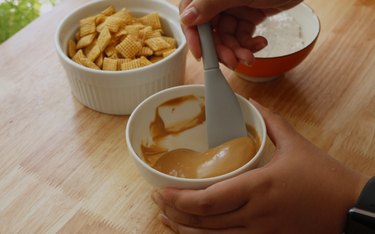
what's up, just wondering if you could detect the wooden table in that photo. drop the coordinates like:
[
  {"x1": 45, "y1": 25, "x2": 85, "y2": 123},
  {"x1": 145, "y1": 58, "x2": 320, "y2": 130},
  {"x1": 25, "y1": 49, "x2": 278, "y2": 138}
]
[{"x1": 0, "y1": 0, "x2": 374, "y2": 232}]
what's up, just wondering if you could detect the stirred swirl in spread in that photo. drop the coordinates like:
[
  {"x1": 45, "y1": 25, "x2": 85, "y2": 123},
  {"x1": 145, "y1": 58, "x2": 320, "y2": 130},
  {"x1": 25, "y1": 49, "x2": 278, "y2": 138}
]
[{"x1": 140, "y1": 95, "x2": 260, "y2": 179}]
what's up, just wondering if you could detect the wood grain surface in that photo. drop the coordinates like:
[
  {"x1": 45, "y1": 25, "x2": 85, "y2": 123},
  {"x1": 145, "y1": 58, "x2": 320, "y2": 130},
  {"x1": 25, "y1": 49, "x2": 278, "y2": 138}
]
[{"x1": 0, "y1": 0, "x2": 374, "y2": 233}]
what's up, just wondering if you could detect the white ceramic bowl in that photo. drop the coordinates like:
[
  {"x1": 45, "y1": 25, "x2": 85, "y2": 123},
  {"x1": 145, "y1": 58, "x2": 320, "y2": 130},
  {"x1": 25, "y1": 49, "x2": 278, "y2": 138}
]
[
  {"x1": 55, "y1": 0, "x2": 187, "y2": 115},
  {"x1": 125, "y1": 85, "x2": 267, "y2": 189}
]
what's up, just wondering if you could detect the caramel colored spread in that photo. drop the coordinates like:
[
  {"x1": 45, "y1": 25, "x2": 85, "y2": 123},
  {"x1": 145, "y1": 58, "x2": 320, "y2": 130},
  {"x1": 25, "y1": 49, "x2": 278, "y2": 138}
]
[
  {"x1": 140, "y1": 95, "x2": 260, "y2": 179},
  {"x1": 154, "y1": 136, "x2": 257, "y2": 178}
]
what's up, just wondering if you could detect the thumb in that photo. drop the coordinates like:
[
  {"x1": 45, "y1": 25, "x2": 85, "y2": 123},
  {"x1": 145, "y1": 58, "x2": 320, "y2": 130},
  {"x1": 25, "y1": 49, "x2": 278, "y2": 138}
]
[
  {"x1": 180, "y1": 0, "x2": 249, "y2": 26},
  {"x1": 251, "y1": 100, "x2": 300, "y2": 149},
  {"x1": 180, "y1": 0, "x2": 303, "y2": 26}
]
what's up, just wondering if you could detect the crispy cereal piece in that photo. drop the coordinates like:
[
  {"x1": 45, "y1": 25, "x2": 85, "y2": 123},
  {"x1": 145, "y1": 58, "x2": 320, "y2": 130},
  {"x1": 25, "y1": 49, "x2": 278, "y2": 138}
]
[
  {"x1": 95, "y1": 14, "x2": 107, "y2": 25},
  {"x1": 103, "y1": 57, "x2": 118, "y2": 71},
  {"x1": 162, "y1": 48, "x2": 176, "y2": 57},
  {"x1": 137, "y1": 46, "x2": 154, "y2": 57},
  {"x1": 109, "y1": 36, "x2": 123, "y2": 47},
  {"x1": 68, "y1": 39, "x2": 77, "y2": 58},
  {"x1": 139, "y1": 12, "x2": 162, "y2": 29},
  {"x1": 101, "y1": 5, "x2": 116, "y2": 16},
  {"x1": 95, "y1": 5, "x2": 116, "y2": 25},
  {"x1": 112, "y1": 8, "x2": 133, "y2": 23},
  {"x1": 149, "y1": 56, "x2": 164, "y2": 63},
  {"x1": 98, "y1": 16, "x2": 127, "y2": 33},
  {"x1": 144, "y1": 30, "x2": 162, "y2": 39},
  {"x1": 125, "y1": 24, "x2": 145, "y2": 38},
  {"x1": 83, "y1": 38, "x2": 96, "y2": 55},
  {"x1": 120, "y1": 58, "x2": 143, "y2": 70},
  {"x1": 104, "y1": 44, "x2": 116, "y2": 57},
  {"x1": 73, "y1": 50, "x2": 100, "y2": 70},
  {"x1": 138, "y1": 26, "x2": 152, "y2": 40},
  {"x1": 109, "y1": 53, "x2": 120, "y2": 59},
  {"x1": 115, "y1": 28, "x2": 128, "y2": 38},
  {"x1": 145, "y1": 37, "x2": 170, "y2": 51},
  {"x1": 117, "y1": 58, "x2": 132, "y2": 63},
  {"x1": 83, "y1": 59, "x2": 100, "y2": 69},
  {"x1": 76, "y1": 33, "x2": 96, "y2": 49},
  {"x1": 95, "y1": 53, "x2": 104, "y2": 68},
  {"x1": 163, "y1": 36, "x2": 177, "y2": 48},
  {"x1": 97, "y1": 27, "x2": 112, "y2": 51},
  {"x1": 75, "y1": 30, "x2": 81, "y2": 41},
  {"x1": 154, "y1": 29, "x2": 164, "y2": 34},
  {"x1": 87, "y1": 44, "x2": 101, "y2": 61},
  {"x1": 116, "y1": 36, "x2": 142, "y2": 59},
  {"x1": 72, "y1": 49, "x2": 85, "y2": 65},
  {"x1": 154, "y1": 47, "x2": 171, "y2": 56},
  {"x1": 80, "y1": 16, "x2": 96, "y2": 37},
  {"x1": 139, "y1": 56, "x2": 152, "y2": 66},
  {"x1": 117, "y1": 58, "x2": 132, "y2": 69}
]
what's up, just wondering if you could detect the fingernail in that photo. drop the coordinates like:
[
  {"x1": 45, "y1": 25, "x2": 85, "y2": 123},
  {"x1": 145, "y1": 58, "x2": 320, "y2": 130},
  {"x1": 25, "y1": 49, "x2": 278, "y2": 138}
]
[
  {"x1": 180, "y1": 6, "x2": 198, "y2": 25},
  {"x1": 240, "y1": 59, "x2": 250, "y2": 66},
  {"x1": 242, "y1": 58, "x2": 255, "y2": 67},
  {"x1": 255, "y1": 40, "x2": 268, "y2": 51},
  {"x1": 159, "y1": 213, "x2": 170, "y2": 226},
  {"x1": 152, "y1": 190, "x2": 162, "y2": 205}
]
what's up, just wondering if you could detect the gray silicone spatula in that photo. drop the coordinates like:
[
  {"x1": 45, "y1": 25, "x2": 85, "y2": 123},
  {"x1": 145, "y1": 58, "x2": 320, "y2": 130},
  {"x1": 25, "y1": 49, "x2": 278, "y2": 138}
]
[{"x1": 197, "y1": 23, "x2": 247, "y2": 148}]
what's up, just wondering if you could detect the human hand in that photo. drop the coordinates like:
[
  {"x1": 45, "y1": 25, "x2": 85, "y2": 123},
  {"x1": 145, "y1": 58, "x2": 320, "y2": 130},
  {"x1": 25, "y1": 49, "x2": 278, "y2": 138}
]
[
  {"x1": 152, "y1": 101, "x2": 370, "y2": 234},
  {"x1": 179, "y1": 0, "x2": 303, "y2": 69}
]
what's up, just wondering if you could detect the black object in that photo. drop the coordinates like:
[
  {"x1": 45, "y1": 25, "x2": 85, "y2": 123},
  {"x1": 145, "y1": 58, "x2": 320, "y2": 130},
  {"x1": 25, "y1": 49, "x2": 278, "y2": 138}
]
[{"x1": 345, "y1": 177, "x2": 375, "y2": 234}]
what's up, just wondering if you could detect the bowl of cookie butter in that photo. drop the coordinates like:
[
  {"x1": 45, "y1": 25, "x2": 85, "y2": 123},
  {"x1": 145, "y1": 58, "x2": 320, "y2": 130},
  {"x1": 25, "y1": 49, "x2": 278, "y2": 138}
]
[{"x1": 125, "y1": 85, "x2": 266, "y2": 189}]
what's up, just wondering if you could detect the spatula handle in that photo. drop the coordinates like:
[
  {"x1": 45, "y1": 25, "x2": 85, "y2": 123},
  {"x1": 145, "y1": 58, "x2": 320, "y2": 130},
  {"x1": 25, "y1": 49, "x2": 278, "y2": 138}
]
[{"x1": 197, "y1": 23, "x2": 219, "y2": 70}]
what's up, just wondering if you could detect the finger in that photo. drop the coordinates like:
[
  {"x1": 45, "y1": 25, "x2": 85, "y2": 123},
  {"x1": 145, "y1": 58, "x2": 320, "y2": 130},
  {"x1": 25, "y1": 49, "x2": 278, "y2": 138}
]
[
  {"x1": 220, "y1": 33, "x2": 253, "y2": 65},
  {"x1": 159, "y1": 213, "x2": 248, "y2": 234},
  {"x1": 250, "y1": 0, "x2": 301, "y2": 9},
  {"x1": 235, "y1": 20, "x2": 267, "y2": 52},
  {"x1": 262, "y1": 0, "x2": 304, "y2": 17},
  {"x1": 213, "y1": 35, "x2": 238, "y2": 69},
  {"x1": 153, "y1": 169, "x2": 266, "y2": 216},
  {"x1": 180, "y1": 0, "x2": 253, "y2": 26},
  {"x1": 216, "y1": 13, "x2": 237, "y2": 35},
  {"x1": 250, "y1": 100, "x2": 300, "y2": 148},
  {"x1": 216, "y1": 44, "x2": 238, "y2": 69},
  {"x1": 260, "y1": 0, "x2": 304, "y2": 18},
  {"x1": 153, "y1": 185, "x2": 246, "y2": 216},
  {"x1": 183, "y1": 25, "x2": 202, "y2": 60},
  {"x1": 216, "y1": 17, "x2": 250, "y2": 65},
  {"x1": 239, "y1": 35, "x2": 268, "y2": 53},
  {"x1": 162, "y1": 204, "x2": 246, "y2": 229},
  {"x1": 215, "y1": 15, "x2": 255, "y2": 65},
  {"x1": 179, "y1": 0, "x2": 193, "y2": 12},
  {"x1": 216, "y1": 13, "x2": 267, "y2": 53},
  {"x1": 226, "y1": 7, "x2": 267, "y2": 25},
  {"x1": 180, "y1": 0, "x2": 303, "y2": 26},
  {"x1": 276, "y1": 0, "x2": 304, "y2": 11},
  {"x1": 179, "y1": 0, "x2": 202, "y2": 60}
]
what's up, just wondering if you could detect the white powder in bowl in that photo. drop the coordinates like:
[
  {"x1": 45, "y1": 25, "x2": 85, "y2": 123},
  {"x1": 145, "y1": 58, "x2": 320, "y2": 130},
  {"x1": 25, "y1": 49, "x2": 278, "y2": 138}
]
[{"x1": 254, "y1": 12, "x2": 305, "y2": 57}]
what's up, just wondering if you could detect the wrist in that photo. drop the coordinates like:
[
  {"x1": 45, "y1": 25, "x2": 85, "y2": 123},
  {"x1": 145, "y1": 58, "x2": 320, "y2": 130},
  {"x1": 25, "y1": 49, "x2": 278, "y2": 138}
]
[
  {"x1": 344, "y1": 176, "x2": 375, "y2": 234},
  {"x1": 330, "y1": 169, "x2": 370, "y2": 233},
  {"x1": 351, "y1": 174, "x2": 371, "y2": 208}
]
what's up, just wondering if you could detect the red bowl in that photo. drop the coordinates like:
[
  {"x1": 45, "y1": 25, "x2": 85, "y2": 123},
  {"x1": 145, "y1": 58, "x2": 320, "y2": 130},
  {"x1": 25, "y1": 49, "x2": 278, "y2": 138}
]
[{"x1": 235, "y1": 3, "x2": 320, "y2": 82}]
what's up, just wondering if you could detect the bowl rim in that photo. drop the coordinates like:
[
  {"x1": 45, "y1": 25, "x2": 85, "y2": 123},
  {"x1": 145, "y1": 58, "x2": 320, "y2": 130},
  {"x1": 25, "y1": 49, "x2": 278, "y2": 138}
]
[
  {"x1": 54, "y1": 0, "x2": 187, "y2": 77},
  {"x1": 253, "y1": 2, "x2": 321, "y2": 59},
  {"x1": 125, "y1": 84, "x2": 267, "y2": 183}
]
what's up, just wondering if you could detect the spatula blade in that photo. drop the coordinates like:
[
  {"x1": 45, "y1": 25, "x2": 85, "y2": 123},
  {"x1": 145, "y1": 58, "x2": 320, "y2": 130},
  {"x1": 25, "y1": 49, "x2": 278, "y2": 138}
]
[{"x1": 198, "y1": 23, "x2": 247, "y2": 148}]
